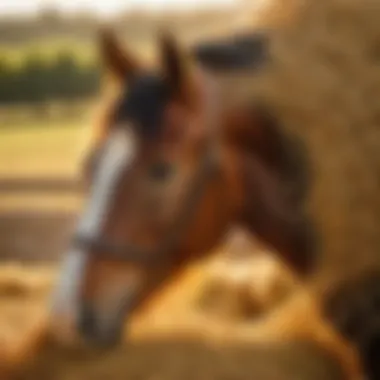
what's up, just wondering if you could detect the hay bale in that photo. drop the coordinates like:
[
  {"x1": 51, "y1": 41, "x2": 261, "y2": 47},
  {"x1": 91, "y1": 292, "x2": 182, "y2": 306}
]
[
  {"x1": 196, "y1": 258, "x2": 297, "y2": 321},
  {"x1": 195, "y1": 231, "x2": 298, "y2": 321},
  {"x1": 0, "y1": 264, "x2": 55, "y2": 298},
  {"x1": 0, "y1": 262, "x2": 350, "y2": 380},
  {"x1": 8, "y1": 335, "x2": 348, "y2": 380},
  {"x1": 0, "y1": 264, "x2": 55, "y2": 355},
  {"x1": 247, "y1": 0, "x2": 380, "y2": 285},
  {"x1": 231, "y1": 0, "x2": 380, "y2": 376}
]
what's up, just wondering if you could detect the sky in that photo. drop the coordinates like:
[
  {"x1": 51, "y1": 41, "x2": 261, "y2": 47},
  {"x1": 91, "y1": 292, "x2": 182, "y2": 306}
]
[{"x1": 0, "y1": 0, "x2": 238, "y2": 17}]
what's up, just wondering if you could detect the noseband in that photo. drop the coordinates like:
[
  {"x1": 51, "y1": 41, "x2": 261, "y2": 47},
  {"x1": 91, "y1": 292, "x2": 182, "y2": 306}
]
[{"x1": 72, "y1": 145, "x2": 219, "y2": 266}]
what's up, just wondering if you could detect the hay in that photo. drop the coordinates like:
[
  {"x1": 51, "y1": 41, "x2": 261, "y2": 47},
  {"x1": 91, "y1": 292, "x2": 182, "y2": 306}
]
[
  {"x1": 239, "y1": 0, "x2": 380, "y2": 291},
  {"x1": 195, "y1": 230, "x2": 298, "y2": 321},
  {"x1": 0, "y1": 264, "x2": 55, "y2": 352},
  {"x1": 0, "y1": 264, "x2": 56, "y2": 297},
  {"x1": 13, "y1": 337, "x2": 347, "y2": 380},
  {"x1": 225, "y1": 2, "x2": 380, "y2": 376},
  {"x1": 0, "y1": 256, "x2": 355, "y2": 380}
]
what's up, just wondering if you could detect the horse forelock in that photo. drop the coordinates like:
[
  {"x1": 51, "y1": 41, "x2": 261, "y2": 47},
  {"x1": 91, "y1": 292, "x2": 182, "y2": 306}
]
[{"x1": 110, "y1": 73, "x2": 175, "y2": 142}]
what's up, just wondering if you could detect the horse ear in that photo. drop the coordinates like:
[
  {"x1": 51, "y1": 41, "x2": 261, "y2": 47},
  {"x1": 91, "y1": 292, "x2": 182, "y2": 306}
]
[
  {"x1": 227, "y1": 103, "x2": 310, "y2": 201},
  {"x1": 99, "y1": 28, "x2": 139, "y2": 81},
  {"x1": 159, "y1": 31, "x2": 195, "y2": 104},
  {"x1": 226, "y1": 104, "x2": 287, "y2": 168}
]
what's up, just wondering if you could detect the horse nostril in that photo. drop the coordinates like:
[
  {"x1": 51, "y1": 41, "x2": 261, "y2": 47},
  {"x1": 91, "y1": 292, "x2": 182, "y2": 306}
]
[
  {"x1": 77, "y1": 304, "x2": 121, "y2": 348},
  {"x1": 78, "y1": 304, "x2": 97, "y2": 340},
  {"x1": 148, "y1": 161, "x2": 173, "y2": 182}
]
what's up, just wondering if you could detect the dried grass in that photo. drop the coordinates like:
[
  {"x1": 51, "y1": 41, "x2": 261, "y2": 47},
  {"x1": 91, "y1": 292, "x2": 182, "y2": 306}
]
[
  {"x1": 0, "y1": 260, "x2": 350, "y2": 380},
  {"x1": 0, "y1": 264, "x2": 56, "y2": 297}
]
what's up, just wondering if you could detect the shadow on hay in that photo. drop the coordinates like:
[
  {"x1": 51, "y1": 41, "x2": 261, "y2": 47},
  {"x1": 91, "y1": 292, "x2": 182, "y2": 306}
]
[{"x1": 14, "y1": 337, "x2": 346, "y2": 380}]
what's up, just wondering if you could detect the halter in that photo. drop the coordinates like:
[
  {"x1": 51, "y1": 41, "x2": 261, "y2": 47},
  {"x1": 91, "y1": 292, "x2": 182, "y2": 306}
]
[{"x1": 72, "y1": 73, "x2": 222, "y2": 266}]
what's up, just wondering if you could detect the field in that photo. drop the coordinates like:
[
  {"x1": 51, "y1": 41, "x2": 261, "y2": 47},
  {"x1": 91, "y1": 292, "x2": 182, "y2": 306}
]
[
  {"x1": 0, "y1": 101, "x2": 93, "y2": 205},
  {"x1": 0, "y1": 41, "x2": 95, "y2": 69}
]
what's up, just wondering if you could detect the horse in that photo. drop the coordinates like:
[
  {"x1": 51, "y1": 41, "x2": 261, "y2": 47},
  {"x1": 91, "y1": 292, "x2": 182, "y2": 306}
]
[{"x1": 46, "y1": 28, "x2": 321, "y2": 349}]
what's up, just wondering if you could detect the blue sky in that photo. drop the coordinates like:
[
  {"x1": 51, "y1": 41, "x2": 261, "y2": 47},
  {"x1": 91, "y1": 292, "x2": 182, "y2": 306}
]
[{"x1": 0, "y1": 0, "x2": 238, "y2": 16}]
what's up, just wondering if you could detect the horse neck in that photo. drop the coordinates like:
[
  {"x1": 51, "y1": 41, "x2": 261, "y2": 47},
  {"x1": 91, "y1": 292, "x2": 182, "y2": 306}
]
[{"x1": 237, "y1": 151, "x2": 317, "y2": 277}]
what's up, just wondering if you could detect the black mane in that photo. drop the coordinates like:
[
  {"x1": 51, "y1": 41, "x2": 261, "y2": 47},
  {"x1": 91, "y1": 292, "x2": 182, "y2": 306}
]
[
  {"x1": 114, "y1": 73, "x2": 171, "y2": 138},
  {"x1": 192, "y1": 31, "x2": 269, "y2": 72}
]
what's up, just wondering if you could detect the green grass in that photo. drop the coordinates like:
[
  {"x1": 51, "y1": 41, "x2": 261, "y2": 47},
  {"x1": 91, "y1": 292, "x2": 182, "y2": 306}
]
[
  {"x1": 0, "y1": 40, "x2": 96, "y2": 69},
  {"x1": 0, "y1": 38, "x2": 153, "y2": 70}
]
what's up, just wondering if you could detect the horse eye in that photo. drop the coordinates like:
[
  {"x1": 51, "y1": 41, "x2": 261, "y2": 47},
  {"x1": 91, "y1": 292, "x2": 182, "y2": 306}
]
[{"x1": 148, "y1": 161, "x2": 174, "y2": 181}]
